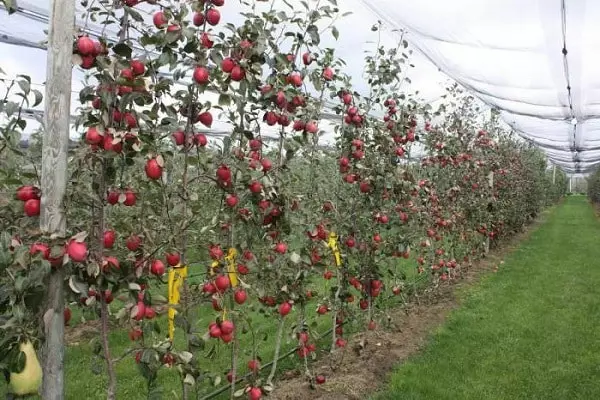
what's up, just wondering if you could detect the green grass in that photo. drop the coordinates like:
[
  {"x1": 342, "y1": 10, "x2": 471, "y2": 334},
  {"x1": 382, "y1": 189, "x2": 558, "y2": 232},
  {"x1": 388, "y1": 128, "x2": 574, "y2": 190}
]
[{"x1": 374, "y1": 196, "x2": 600, "y2": 400}]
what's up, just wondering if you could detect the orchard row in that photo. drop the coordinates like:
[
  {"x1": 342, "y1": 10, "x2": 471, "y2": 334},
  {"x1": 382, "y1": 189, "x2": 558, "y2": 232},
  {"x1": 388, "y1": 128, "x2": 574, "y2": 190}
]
[{"x1": 0, "y1": 0, "x2": 566, "y2": 399}]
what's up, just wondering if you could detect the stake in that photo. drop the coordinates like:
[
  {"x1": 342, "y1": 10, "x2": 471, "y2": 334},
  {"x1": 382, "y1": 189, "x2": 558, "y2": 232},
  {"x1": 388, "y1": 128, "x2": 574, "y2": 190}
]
[{"x1": 40, "y1": 0, "x2": 75, "y2": 398}]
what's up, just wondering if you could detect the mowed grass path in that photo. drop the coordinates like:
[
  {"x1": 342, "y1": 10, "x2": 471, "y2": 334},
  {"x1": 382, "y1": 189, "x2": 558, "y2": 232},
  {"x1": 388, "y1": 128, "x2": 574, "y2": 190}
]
[{"x1": 375, "y1": 196, "x2": 600, "y2": 400}]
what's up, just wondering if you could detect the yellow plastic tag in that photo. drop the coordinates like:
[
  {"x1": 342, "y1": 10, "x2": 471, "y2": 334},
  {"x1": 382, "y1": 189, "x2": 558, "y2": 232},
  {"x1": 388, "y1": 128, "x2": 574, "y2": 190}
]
[
  {"x1": 167, "y1": 264, "x2": 188, "y2": 341},
  {"x1": 210, "y1": 260, "x2": 219, "y2": 276},
  {"x1": 328, "y1": 232, "x2": 342, "y2": 267},
  {"x1": 225, "y1": 247, "x2": 239, "y2": 287}
]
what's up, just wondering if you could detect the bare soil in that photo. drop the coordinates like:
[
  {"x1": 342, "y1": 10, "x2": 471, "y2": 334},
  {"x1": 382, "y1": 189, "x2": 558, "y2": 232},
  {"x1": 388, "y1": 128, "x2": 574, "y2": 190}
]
[
  {"x1": 271, "y1": 215, "x2": 547, "y2": 400},
  {"x1": 65, "y1": 319, "x2": 102, "y2": 345}
]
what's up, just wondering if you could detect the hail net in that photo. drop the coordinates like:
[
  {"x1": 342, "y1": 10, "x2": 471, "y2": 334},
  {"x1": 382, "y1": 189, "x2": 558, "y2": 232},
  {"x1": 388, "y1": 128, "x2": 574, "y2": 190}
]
[{"x1": 362, "y1": 0, "x2": 600, "y2": 173}]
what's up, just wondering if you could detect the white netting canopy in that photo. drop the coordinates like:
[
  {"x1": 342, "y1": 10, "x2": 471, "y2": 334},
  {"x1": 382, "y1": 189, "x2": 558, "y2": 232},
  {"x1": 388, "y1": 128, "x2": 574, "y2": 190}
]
[
  {"x1": 362, "y1": 0, "x2": 600, "y2": 173},
  {"x1": 3, "y1": 0, "x2": 594, "y2": 172}
]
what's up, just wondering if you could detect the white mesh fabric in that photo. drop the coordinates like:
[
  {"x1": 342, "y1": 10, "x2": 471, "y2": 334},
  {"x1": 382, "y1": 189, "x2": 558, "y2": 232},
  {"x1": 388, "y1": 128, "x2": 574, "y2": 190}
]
[{"x1": 362, "y1": 0, "x2": 600, "y2": 173}]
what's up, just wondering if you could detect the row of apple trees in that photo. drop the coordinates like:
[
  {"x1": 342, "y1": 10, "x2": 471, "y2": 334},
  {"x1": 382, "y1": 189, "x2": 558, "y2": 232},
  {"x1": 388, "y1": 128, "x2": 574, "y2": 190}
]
[{"x1": 0, "y1": 0, "x2": 566, "y2": 399}]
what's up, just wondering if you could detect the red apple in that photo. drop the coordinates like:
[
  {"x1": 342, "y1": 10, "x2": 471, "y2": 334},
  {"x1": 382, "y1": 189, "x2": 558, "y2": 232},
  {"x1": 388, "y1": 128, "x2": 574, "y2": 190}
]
[
  {"x1": 29, "y1": 243, "x2": 50, "y2": 259},
  {"x1": 126, "y1": 235, "x2": 141, "y2": 251},
  {"x1": 215, "y1": 275, "x2": 230, "y2": 292},
  {"x1": 230, "y1": 65, "x2": 245, "y2": 82},
  {"x1": 193, "y1": 66, "x2": 209, "y2": 85},
  {"x1": 221, "y1": 57, "x2": 235, "y2": 73},
  {"x1": 151, "y1": 259, "x2": 166, "y2": 276},
  {"x1": 234, "y1": 289, "x2": 247, "y2": 304},
  {"x1": 24, "y1": 199, "x2": 40, "y2": 217},
  {"x1": 145, "y1": 158, "x2": 163, "y2": 180},
  {"x1": 103, "y1": 230, "x2": 115, "y2": 248},
  {"x1": 249, "y1": 181, "x2": 262, "y2": 194},
  {"x1": 130, "y1": 60, "x2": 145, "y2": 76},
  {"x1": 85, "y1": 126, "x2": 103, "y2": 145},
  {"x1": 76, "y1": 36, "x2": 95, "y2": 55},
  {"x1": 153, "y1": 11, "x2": 168, "y2": 28},
  {"x1": 302, "y1": 52, "x2": 313, "y2": 65},
  {"x1": 279, "y1": 301, "x2": 292, "y2": 316},
  {"x1": 165, "y1": 252, "x2": 180, "y2": 266},
  {"x1": 248, "y1": 387, "x2": 262, "y2": 400},
  {"x1": 67, "y1": 240, "x2": 87, "y2": 263},
  {"x1": 193, "y1": 12, "x2": 205, "y2": 26},
  {"x1": 206, "y1": 8, "x2": 220, "y2": 25},
  {"x1": 225, "y1": 194, "x2": 239, "y2": 208},
  {"x1": 197, "y1": 111, "x2": 213, "y2": 127},
  {"x1": 16, "y1": 185, "x2": 39, "y2": 202},
  {"x1": 172, "y1": 130, "x2": 185, "y2": 146},
  {"x1": 123, "y1": 189, "x2": 136, "y2": 206}
]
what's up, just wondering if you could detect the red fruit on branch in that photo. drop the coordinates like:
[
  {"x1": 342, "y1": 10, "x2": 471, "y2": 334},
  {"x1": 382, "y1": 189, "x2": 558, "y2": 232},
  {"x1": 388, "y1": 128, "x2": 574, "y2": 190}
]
[
  {"x1": 153, "y1": 11, "x2": 168, "y2": 28},
  {"x1": 193, "y1": 66, "x2": 210, "y2": 85},
  {"x1": 215, "y1": 275, "x2": 231, "y2": 292},
  {"x1": 67, "y1": 240, "x2": 87, "y2": 263},
  {"x1": 198, "y1": 111, "x2": 213, "y2": 127},
  {"x1": 165, "y1": 252, "x2": 180, "y2": 266},
  {"x1": 76, "y1": 36, "x2": 95, "y2": 55},
  {"x1": 274, "y1": 242, "x2": 287, "y2": 254},
  {"x1": 193, "y1": 12, "x2": 205, "y2": 26},
  {"x1": 85, "y1": 126, "x2": 103, "y2": 145},
  {"x1": 172, "y1": 130, "x2": 185, "y2": 146},
  {"x1": 24, "y1": 199, "x2": 40, "y2": 217},
  {"x1": 150, "y1": 260, "x2": 165, "y2": 276},
  {"x1": 221, "y1": 57, "x2": 235, "y2": 73},
  {"x1": 145, "y1": 307, "x2": 156, "y2": 319},
  {"x1": 145, "y1": 158, "x2": 163, "y2": 180},
  {"x1": 16, "y1": 185, "x2": 39, "y2": 202},
  {"x1": 216, "y1": 164, "x2": 232, "y2": 182},
  {"x1": 126, "y1": 235, "x2": 141, "y2": 251},
  {"x1": 130, "y1": 60, "x2": 145, "y2": 76},
  {"x1": 302, "y1": 52, "x2": 313, "y2": 65},
  {"x1": 64, "y1": 307, "x2": 72, "y2": 326},
  {"x1": 248, "y1": 387, "x2": 262, "y2": 400},
  {"x1": 103, "y1": 230, "x2": 115, "y2": 248},
  {"x1": 124, "y1": 189, "x2": 136, "y2": 206},
  {"x1": 305, "y1": 121, "x2": 318, "y2": 134},
  {"x1": 247, "y1": 359, "x2": 260, "y2": 372},
  {"x1": 206, "y1": 8, "x2": 221, "y2": 25},
  {"x1": 234, "y1": 289, "x2": 247, "y2": 304},
  {"x1": 221, "y1": 320, "x2": 235, "y2": 335},
  {"x1": 230, "y1": 65, "x2": 246, "y2": 81},
  {"x1": 279, "y1": 301, "x2": 292, "y2": 317},
  {"x1": 249, "y1": 180, "x2": 262, "y2": 194},
  {"x1": 30, "y1": 243, "x2": 50, "y2": 259},
  {"x1": 194, "y1": 133, "x2": 208, "y2": 147},
  {"x1": 225, "y1": 194, "x2": 239, "y2": 208}
]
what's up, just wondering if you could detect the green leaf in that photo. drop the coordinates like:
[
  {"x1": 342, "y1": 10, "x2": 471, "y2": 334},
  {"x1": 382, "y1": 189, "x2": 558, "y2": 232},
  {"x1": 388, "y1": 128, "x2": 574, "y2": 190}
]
[
  {"x1": 2, "y1": 0, "x2": 17, "y2": 14},
  {"x1": 17, "y1": 79, "x2": 30, "y2": 95},
  {"x1": 125, "y1": 6, "x2": 144, "y2": 22},
  {"x1": 331, "y1": 26, "x2": 339, "y2": 41},
  {"x1": 218, "y1": 93, "x2": 231, "y2": 106},
  {"x1": 112, "y1": 43, "x2": 132, "y2": 59},
  {"x1": 307, "y1": 25, "x2": 320, "y2": 45}
]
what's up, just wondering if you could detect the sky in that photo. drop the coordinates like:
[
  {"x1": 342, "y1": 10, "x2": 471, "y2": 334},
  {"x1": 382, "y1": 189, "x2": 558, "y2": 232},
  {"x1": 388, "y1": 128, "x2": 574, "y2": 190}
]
[{"x1": 0, "y1": 0, "x2": 453, "y2": 146}]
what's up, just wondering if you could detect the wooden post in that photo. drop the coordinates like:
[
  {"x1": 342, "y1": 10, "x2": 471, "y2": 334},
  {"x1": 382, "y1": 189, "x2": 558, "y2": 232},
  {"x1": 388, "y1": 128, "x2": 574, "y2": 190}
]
[
  {"x1": 552, "y1": 165, "x2": 556, "y2": 185},
  {"x1": 569, "y1": 175, "x2": 572, "y2": 193},
  {"x1": 40, "y1": 0, "x2": 75, "y2": 399}
]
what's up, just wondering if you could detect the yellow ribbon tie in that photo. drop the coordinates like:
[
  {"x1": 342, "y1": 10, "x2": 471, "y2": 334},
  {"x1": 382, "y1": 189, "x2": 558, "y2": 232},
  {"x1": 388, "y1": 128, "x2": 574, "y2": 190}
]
[
  {"x1": 327, "y1": 232, "x2": 342, "y2": 267},
  {"x1": 167, "y1": 264, "x2": 188, "y2": 341}
]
